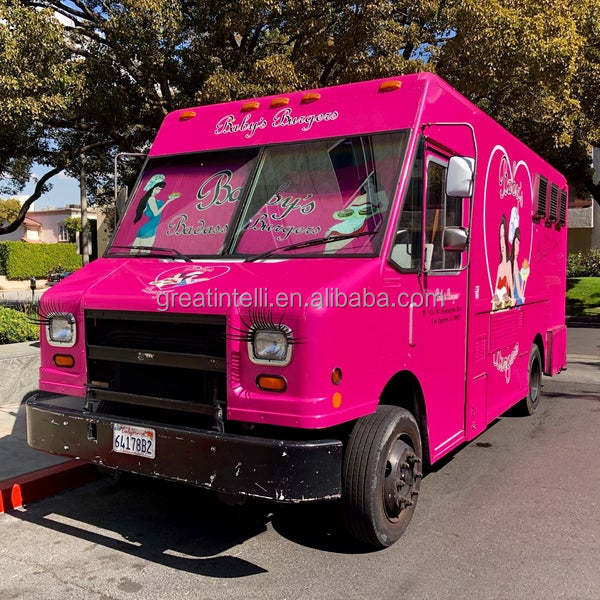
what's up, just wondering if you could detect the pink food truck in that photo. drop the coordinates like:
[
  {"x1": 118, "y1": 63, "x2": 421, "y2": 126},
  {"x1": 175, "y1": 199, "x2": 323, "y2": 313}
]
[{"x1": 27, "y1": 73, "x2": 567, "y2": 547}]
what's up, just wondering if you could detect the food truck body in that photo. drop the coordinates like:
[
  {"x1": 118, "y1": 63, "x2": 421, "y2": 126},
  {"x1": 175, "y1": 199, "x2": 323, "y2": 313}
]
[{"x1": 27, "y1": 73, "x2": 567, "y2": 547}]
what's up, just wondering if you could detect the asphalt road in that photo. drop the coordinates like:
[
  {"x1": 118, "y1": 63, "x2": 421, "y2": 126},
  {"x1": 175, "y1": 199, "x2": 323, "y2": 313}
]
[{"x1": 1, "y1": 330, "x2": 598, "y2": 600}]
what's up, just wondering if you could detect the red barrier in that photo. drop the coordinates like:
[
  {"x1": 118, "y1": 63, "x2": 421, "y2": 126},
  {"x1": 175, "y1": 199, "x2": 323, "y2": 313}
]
[{"x1": 0, "y1": 461, "x2": 99, "y2": 513}]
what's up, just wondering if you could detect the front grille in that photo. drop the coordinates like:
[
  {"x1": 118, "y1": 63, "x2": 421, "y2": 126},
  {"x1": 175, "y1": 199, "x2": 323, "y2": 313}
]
[{"x1": 85, "y1": 310, "x2": 226, "y2": 425}]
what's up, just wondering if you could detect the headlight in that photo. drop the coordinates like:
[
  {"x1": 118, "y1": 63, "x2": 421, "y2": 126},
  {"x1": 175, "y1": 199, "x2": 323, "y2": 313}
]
[
  {"x1": 252, "y1": 330, "x2": 290, "y2": 363},
  {"x1": 47, "y1": 314, "x2": 76, "y2": 346}
]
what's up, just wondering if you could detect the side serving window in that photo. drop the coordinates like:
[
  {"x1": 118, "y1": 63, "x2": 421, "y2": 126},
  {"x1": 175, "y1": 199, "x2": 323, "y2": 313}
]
[
  {"x1": 390, "y1": 142, "x2": 424, "y2": 271},
  {"x1": 425, "y1": 157, "x2": 462, "y2": 271}
]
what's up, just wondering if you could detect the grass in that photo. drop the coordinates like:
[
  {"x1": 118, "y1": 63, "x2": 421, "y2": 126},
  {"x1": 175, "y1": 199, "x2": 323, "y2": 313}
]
[{"x1": 566, "y1": 277, "x2": 600, "y2": 317}]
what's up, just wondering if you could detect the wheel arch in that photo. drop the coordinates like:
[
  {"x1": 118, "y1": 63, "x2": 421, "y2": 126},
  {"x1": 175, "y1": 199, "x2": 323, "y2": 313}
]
[
  {"x1": 533, "y1": 333, "x2": 545, "y2": 372},
  {"x1": 378, "y1": 370, "x2": 430, "y2": 466}
]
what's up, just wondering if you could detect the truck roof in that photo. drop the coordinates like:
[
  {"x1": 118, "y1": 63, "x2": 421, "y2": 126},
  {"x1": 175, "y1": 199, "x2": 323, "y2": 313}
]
[{"x1": 149, "y1": 72, "x2": 564, "y2": 184}]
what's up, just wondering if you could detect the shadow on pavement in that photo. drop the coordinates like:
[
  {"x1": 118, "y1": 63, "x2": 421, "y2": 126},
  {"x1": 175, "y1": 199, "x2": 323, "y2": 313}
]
[
  {"x1": 9, "y1": 467, "x2": 377, "y2": 575},
  {"x1": 11, "y1": 474, "x2": 272, "y2": 577}
]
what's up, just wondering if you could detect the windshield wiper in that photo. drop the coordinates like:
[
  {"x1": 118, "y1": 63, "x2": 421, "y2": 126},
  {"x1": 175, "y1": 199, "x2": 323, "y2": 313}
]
[
  {"x1": 108, "y1": 245, "x2": 193, "y2": 262},
  {"x1": 245, "y1": 230, "x2": 379, "y2": 262}
]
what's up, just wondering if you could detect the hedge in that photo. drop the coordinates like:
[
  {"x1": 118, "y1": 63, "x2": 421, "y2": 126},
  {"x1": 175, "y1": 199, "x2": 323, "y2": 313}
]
[
  {"x1": 0, "y1": 306, "x2": 39, "y2": 344},
  {"x1": 0, "y1": 241, "x2": 82, "y2": 279},
  {"x1": 567, "y1": 249, "x2": 600, "y2": 278}
]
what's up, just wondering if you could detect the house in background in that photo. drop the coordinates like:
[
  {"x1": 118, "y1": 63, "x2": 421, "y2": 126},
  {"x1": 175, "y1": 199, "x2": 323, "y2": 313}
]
[
  {"x1": 1, "y1": 204, "x2": 99, "y2": 259},
  {"x1": 567, "y1": 147, "x2": 600, "y2": 253}
]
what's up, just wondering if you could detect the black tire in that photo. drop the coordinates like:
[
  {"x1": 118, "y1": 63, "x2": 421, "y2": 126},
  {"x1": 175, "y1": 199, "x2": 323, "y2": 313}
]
[
  {"x1": 342, "y1": 405, "x2": 423, "y2": 548},
  {"x1": 516, "y1": 344, "x2": 543, "y2": 416}
]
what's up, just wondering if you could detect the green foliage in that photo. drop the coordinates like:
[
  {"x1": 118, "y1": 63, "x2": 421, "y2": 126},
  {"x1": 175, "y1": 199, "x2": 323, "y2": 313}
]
[
  {"x1": 0, "y1": 241, "x2": 81, "y2": 279},
  {"x1": 0, "y1": 306, "x2": 39, "y2": 344},
  {"x1": 0, "y1": 198, "x2": 21, "y2": 223},
  {"x1": 567, "y1": 249, "x2": 600, "y2": 278},
  {"x1": 566, "y1": 277, "x2": 600, "y2": 316},
  {"x1": 1, "y1": 0, "x2": 599, "y2": 217},
  {"x1": 63, "y1": 216, "x2": 81, "y2": 242}
]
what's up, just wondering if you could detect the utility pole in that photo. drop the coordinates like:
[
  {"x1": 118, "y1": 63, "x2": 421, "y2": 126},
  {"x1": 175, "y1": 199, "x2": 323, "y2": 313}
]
[{"x1": 80, "y1": 153, "x2": 89, "y2": 266}]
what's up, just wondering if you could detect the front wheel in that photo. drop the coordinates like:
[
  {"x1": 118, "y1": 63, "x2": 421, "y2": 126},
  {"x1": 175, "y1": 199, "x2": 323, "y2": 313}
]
[{"x1": 342, "y1": 405, "x2": 423, "y2": 548}]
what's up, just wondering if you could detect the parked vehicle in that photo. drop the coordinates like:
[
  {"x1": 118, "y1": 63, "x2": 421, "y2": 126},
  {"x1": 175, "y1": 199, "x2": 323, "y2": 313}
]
[
  {"x1": 27, "y1": 73, "x2": 567, "y2": 547},
  {"x1": 47, "y1": 271, "x2": 73, "y2": 286}
]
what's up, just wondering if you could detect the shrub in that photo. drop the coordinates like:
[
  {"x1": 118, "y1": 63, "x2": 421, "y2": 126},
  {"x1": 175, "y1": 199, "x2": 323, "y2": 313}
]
[
  {"x1": 0, "y1": 241, "x2": 82, "y2": 279},
  {"x1": 567, "y1": 249, "x2": 600, "y2": 278},
  {"x1": 0, "y1": 306, "x2": 39, "y2": 344}
]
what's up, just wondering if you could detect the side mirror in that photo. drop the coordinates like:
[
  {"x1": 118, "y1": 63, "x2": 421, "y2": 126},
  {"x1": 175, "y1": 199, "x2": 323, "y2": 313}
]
[
  {"x1": 443, "y1": 226, "x2": 469, "y2": 252},
  {"x1": 116, "y1": 186, "x2": 129, "y2": 222},
  {"x1": 446, "y1": 156, "x2": 475, "y2": 197}
]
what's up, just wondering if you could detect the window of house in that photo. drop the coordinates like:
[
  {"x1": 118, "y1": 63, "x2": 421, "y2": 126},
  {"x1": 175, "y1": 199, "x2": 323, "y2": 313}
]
[{"x1": 58, "y1": 224, "x2": 69, "y2": 242}]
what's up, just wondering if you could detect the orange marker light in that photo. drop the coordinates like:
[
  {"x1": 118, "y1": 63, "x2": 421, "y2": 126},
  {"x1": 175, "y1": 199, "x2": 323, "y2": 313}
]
[
  {"x1": 331, "y1": 368, "x2": 342, "y2": 385},
  {"x1": 257, "y1": 374, "x2": 287, "y2": 393},
  {"x1": 178, "y1": 110, "x2": 196, "y2": 121},
  {"x1": 53, "y1": 354, "x2": 74, "y2": 368},
  {"x1": 270, "y1": 97, "x2": 290, "y2": 108},
  {"x1": 241, "y1": 101, "x2": 260, "y2": 112},
  {"x1": 301, "y1": 92, "x2": 321, "y2": 104},
  {"x1": 378, "y1": 80, "x2": 402, "y2": 92},
  {"x1": 332, "y1": 392, "x2": 342, "y2": 409}
]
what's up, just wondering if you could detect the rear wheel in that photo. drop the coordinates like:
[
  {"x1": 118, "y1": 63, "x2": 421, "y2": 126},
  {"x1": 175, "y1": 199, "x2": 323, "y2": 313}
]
[
  {"x1": 342, "y1": 405, "x2": 423, "y2": 548},
  {"x1": 517, "y1": 344, "x2": 542, "y2": 415}
]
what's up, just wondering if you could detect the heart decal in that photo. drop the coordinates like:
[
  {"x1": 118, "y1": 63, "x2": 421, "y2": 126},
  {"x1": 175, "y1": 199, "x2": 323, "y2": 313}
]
[{"x1": 483, "y1": 145, "x2": 534, "y2": 312}]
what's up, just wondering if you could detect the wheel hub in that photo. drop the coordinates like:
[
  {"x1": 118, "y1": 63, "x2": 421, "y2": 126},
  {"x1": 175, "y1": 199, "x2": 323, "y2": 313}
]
[{"x1": 383, "y1": 439, "x2": 422, "y2": 521}]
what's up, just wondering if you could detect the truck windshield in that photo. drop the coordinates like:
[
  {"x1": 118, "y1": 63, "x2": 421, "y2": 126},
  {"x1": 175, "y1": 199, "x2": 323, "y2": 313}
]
[{"x1": 109, "y1": 130, "x2": 409, "y2": 258}]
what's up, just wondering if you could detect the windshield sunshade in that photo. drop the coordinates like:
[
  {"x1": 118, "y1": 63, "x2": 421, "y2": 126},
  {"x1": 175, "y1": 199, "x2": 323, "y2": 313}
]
[{"x1": 109, "y1": 130, "x2": 409, "y2": 258}]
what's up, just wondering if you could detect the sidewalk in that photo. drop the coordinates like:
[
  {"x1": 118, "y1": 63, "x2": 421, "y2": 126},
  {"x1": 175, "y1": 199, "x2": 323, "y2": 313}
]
[
  {"x1": 0, "y1": 341, "x2": 41, "y2": 408},
  {"x1": 0, "y1": 341, "x2": 97, "y2": 510},
  {"x1": 0, "y1": 401, "x2": 67, "y2": 481},
  {"x1": 0, "y1": 341, "x2": 67, "y2": 479},
  {"x1": 0, "y1": 289, "x2": 46, "y2": 304}
]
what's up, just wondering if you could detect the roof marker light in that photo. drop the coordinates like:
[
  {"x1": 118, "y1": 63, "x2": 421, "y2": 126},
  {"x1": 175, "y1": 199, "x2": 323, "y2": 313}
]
[
  {"x1": 241, "y1": 101, "x2": 260, "y2": 112},
  {"x1": 178, "y1": 110, "x2": 196, "y2": 121},
  {"x1": 301, "y1": 92, "x2": 321, "y2": 104},
  {"x1": 379, "y1": 80, "x2": 402, "y2": 92},
  {"x1": 270, "y1": 97, "x2": 290, "y2": 108}
]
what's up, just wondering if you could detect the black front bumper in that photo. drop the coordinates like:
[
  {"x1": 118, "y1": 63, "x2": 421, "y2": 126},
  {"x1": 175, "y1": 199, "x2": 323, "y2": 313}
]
[{"x1": 26, "y1": 392, "x2": 342, "y2": 502}]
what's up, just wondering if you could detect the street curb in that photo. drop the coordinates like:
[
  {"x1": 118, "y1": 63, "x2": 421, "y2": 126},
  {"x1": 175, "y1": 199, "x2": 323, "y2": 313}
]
[
  {"x1": 0, "y1": 460, "x2": 99, "y2": 513},
  {"x1": 566, "y1": 316, "x2": 600, "y2": 328}
]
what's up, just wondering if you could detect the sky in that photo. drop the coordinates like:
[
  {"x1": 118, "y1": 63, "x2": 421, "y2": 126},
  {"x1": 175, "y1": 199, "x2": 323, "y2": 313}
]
[{"x1": 1, "y1": 165, "x2": 81, "y2": 210}]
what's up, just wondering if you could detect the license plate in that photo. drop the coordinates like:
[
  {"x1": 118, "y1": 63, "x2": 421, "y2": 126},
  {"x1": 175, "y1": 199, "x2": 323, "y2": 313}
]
[{"x1": 113, "y1": 424, "x2": 155, "y2": 459}]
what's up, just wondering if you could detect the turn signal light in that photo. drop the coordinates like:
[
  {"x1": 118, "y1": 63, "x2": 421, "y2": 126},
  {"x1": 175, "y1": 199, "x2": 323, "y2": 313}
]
[
  {"x1": 241, "y1": 101, "x2": 260, "y2": 112},
  {"x1": 378, "y1": 80, "x2": 402, "y2": 92},
  {"x1": 178, "y1": 110, "x2": 196, "y2": 121},
  {"x1": 270, "y1": 97, "x2": 290, "y2": 108},
  {"x1": 53, "y1": 354, "x2": 74, "y2": 368},
  {"x1": 332, "y1": 392, "x2": 342, "y2": 409},
  {"x1": 301, "y1": 92, "x2": 321, "y2": 104},
  {"x1": 257, "y1": 374, "x2": 287, "y2": 393}
]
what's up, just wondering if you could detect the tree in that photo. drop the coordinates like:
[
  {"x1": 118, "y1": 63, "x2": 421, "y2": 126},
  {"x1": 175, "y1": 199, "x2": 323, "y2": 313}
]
[
  {"x1": 437, "y1": 0, "x2": 600, "y2": 203},
  {"x1": 0, "y1": 0, "x2": 599, "y2": 239},
  {"x1": 63, "y1": 216, "x2": 82, "y2": 243},
  {"x1": 0, "y1": 198, "x2": 21, "y2": 224}
]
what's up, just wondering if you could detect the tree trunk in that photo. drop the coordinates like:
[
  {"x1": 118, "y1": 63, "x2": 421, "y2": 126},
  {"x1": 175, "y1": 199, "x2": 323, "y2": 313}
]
[{"x1": 80, "y1": 154, "x2": 89, "y2": 265}]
